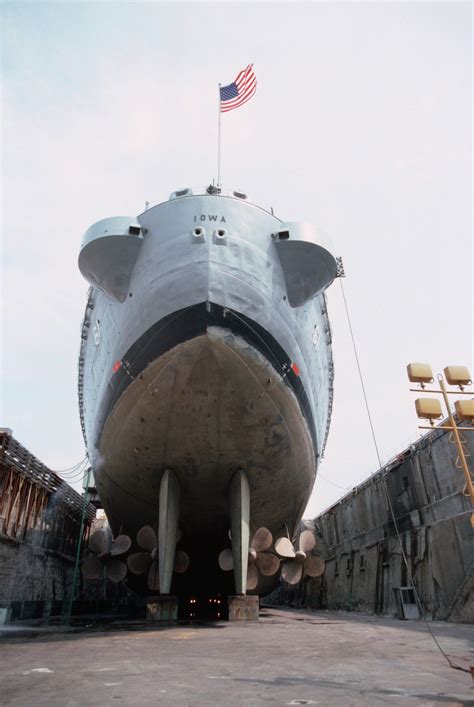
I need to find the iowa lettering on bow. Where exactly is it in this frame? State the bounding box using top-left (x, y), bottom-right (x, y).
top-left (193, 215), bottom-right (227, 223)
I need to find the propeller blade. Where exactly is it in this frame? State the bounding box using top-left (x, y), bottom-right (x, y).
top-left (304, 555), bottom-right (325, 578)
top-left (246, 563), bottom-right (259, 591)
top-left (110, 534), bottom-right (132, 556)
top-left (218, 548), bottom-right (234, 571)
top-left (147, 560), bottom-right (160, 591)
top-left (105, 558), bottom-right (127, 583)
top-left (299, 529), bottom-right (316, 553)
top-left (81, 554), bottom-right (104, 580)
top-left (137, 525), bottom-right (157, 552)
top-left (250, 527), bottom-right (273, 553)
top-left (174, 550), bottom-right (189, 574)
top-left (248, 548), bottom-right (257, 563)
top-left (281, 560), bottom-right (303, 585)
top-left (127, 551), bottom-right (152, 575)
top-left (275, 537), bottom-right (296, 558)
top-left (88, 530), bottom-right (108, 555)
top-left (256, 552), bottom-right (280, 577)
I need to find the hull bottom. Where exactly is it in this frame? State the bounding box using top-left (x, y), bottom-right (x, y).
top-left (93, 326), bottom-right (316, 596)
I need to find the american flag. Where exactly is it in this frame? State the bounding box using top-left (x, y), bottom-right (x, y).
top-left (220, 64), bottom-right (257, 113)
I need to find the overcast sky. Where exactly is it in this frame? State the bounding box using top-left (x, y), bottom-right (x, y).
top-left (2, 1), bottom-right (472, 518)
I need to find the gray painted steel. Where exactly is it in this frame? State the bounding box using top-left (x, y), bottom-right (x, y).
top-left (78, 187), bottom-right (337, 595)
top-left (79, 216), bottom-right (144, 302)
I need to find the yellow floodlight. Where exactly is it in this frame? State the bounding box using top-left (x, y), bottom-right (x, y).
top-left (408, 363), bottom-right (474, 528)
top-left (454, 399), bottom-right (474, 422)
top-left (415, 398), bottom-right (442, 421)
top-left (444, 366), bottom-right (472, 388)
top-left (407, 363), bottom-right (434, 386)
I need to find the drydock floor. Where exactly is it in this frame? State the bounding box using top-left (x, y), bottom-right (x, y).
top-left (0, 608), bottom-right (472, 706)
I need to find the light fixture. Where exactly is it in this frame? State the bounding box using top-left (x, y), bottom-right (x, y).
top-left (407, 363), bottom-right (434, 387)
top-left (415, 398), bottom-right (442, 421)
top-left (408, 362), bottom-right (473, 527)
top-left (444, 366), bottom-right (472, 390)
top-left (454, 399), bottom-right (474, 423)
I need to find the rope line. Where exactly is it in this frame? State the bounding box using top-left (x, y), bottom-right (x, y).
top-left (59, 466), bottom-right (90, 482)
top-left (51, 457), bottom-right (88, 474)
top-left (317, 473), bottom-right (352, 492)
top-left (57, 460), bottom-right (90, 482)
top-left (339, 278), bottom-right (469, 674)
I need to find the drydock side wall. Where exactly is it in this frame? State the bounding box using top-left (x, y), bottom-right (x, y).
top-left (269, 424), bottom-right (473, 622)
top-left (0, 431), bottom-right (95, 620)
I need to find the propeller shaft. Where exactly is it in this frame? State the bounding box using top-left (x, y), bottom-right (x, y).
top-left (230, 469), bottom-right (250, 595)
top-left (158, 468), bottom-right (181, 595)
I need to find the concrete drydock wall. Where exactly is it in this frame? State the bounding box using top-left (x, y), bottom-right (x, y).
top-left (0, 529), bottom-right (133, 622)
top-left (1, 537), bottom-right (75, 619)
top-left (0, 432), bottom-right (140, 622)
top-left (269, 424), bottom-right (473, 622)
top-left (0, 431), bottom-right (95, 619)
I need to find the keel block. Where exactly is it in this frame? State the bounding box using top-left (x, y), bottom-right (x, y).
top-left (146, 595), bottom-right (178, 623)
top-left (228, 595), bottom-right (259, 622)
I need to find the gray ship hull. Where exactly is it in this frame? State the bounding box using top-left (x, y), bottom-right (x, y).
top-left (78, 188), bottom-right (336, 597)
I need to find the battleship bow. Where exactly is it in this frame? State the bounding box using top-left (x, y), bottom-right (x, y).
top-left (78, 185), bottom-right (336, 599)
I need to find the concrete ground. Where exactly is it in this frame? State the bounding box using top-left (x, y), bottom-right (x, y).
top-left (0, 607), bottom-right (472, 706)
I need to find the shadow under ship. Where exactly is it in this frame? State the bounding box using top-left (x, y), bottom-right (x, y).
top-left (78, 185), bottom-right (337, 601)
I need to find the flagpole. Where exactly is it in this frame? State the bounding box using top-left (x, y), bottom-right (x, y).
top-left (217, 83), bottom-right (222, 188)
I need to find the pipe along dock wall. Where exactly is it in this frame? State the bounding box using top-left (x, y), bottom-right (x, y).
top-left (269, 424), bottom-right (473, 622)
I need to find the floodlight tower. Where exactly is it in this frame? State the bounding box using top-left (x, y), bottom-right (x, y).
top-left (407, 363), bottom-right (474, 527)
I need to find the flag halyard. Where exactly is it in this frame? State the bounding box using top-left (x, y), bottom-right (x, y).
top-left (220, 64), bottom-right (257, 113)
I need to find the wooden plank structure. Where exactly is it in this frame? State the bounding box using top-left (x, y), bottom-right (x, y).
top-left (0, 429), bottom-right (96, 558)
